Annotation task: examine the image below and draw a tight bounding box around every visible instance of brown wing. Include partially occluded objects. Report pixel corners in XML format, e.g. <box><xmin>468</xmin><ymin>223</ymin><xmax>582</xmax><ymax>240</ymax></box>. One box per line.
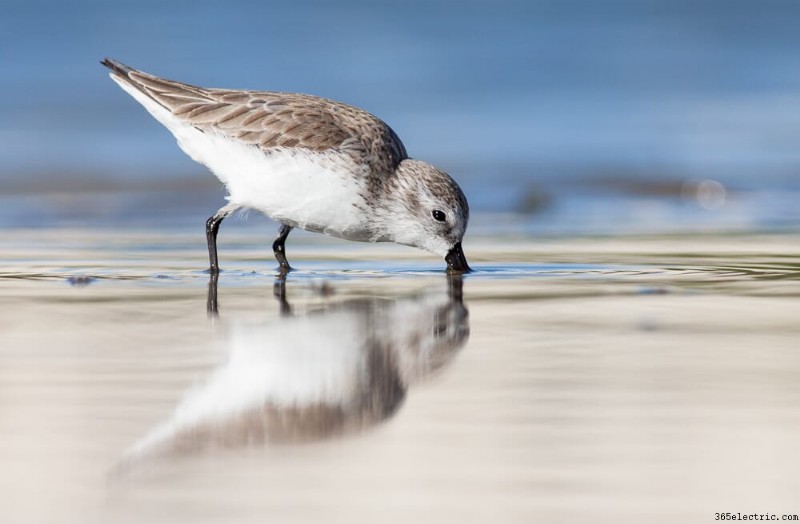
<box><xmin>102</xmin><ymin>58</ymin><xmax>407</xmax><ymax>174</ymax></box>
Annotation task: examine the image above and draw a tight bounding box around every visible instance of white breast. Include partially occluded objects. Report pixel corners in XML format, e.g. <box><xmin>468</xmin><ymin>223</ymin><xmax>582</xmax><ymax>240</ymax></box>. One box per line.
<box><xmin>112</xmin><ymin>75</ymin><xmax>374</xmax><ymax>241</ymax></box>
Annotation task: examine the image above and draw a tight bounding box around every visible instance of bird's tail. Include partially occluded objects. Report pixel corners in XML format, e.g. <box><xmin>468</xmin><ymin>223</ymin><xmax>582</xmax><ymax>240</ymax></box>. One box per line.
<box><xmin>100</xmin><ymin>57</ymin><xmax>136</xmax><ymax>78</ymax></box>
<box><xmin>100</xmin><ymin>57</ymin><xmax>161</xmax><ymax>105</ymax></box>
<box><xmin>100</xmin><ymin>57</ymin><xmax>213</xmax><ymax>115</ymax></box>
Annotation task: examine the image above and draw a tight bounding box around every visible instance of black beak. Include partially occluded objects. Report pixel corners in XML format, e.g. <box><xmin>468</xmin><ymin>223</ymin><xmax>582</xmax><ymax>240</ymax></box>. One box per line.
<box><xmin>445</xmin><ymin>242</ymin><xmax>471</xmax><ymax>273</ymax></box>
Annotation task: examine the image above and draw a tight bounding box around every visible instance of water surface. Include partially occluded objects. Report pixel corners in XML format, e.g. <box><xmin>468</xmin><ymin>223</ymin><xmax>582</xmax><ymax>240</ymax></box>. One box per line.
<box><xmin>2</xmin><ymin>228</ymin><xmax>799</xmax><ymax>522</ymax></box>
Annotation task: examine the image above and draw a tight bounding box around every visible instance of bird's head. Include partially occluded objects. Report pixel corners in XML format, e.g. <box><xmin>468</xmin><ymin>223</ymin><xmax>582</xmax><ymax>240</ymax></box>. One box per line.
<box><xmin>380</xmin><ymin>159</ymin><xmax>471</xmax><ymax>272</ymax></box>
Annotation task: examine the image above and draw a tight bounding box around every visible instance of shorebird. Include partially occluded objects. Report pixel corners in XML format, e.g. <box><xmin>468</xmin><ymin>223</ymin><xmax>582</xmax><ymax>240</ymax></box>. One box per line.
<box><xmin>101</xmin><ymin>58</ymin><xmax>471</xmax><ymax>273</ymax></box>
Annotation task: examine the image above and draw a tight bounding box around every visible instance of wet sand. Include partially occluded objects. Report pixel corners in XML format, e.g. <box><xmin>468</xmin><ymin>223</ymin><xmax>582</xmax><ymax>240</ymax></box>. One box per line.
<box><xmin>1</xmin><ymin>228</ymin><xmax>800</xmax><ymax>523</ymax></box>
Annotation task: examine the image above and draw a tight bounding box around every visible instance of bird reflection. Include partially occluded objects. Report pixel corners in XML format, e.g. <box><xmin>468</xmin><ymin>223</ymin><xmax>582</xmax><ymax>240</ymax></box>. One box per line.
<box><xmin>119</xmin><ymin>274</ymin><xmax>469</xmax><ymax>466</ymax></box>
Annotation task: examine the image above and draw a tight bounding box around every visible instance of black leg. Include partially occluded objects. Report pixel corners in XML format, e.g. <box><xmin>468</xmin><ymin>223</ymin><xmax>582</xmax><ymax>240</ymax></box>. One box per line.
<box><xmin>206</xmin><ymin>214</ymin><xmax>225</xmax><ymax>274</ymax></box>
<box><xmin>205</xmin><ymin>204</ymin><xmax>237</xmax><ymax>274</ymax></box>
<box><xmin>272</xmin><ymin>224</ymin><xmax>293</xmax><ymax>273</ymax></box>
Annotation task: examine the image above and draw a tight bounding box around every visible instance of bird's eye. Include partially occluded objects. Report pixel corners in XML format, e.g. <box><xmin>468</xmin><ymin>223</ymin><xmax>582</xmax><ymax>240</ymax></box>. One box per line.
<box><xmin>432</xmin><ymin>210</ymin><xmax>446</xmax><ymax>222</ymax></box>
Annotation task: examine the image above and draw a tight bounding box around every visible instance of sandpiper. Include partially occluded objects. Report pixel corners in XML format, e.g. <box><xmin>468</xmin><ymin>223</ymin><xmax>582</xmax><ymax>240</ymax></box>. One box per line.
<box><xmin>101</xmin><ymin>58</ymin><xmax>471</xmax><ymax>273</ymax></box>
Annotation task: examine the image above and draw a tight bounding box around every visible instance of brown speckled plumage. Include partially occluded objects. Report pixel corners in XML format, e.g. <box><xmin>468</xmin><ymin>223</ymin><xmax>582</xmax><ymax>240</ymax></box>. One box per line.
<box><xmin>102</xmin><ymin>58</ymin><xmax>407</xmax><ymax>177</ymax></box>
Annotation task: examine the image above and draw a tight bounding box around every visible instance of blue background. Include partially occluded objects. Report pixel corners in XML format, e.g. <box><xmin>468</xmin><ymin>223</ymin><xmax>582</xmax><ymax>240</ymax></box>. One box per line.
<box><xmin>3</xmin><ymin>0</ymin><xmax>800</xmax><ymax>229</ymax></box>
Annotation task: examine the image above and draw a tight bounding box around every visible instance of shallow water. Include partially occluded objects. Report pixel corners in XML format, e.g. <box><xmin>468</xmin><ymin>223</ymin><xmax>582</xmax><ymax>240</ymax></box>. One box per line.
<box><xmin>2</xmin><ymin>227</ymin><xmax>800</xmax><ymax>523</ymax></box>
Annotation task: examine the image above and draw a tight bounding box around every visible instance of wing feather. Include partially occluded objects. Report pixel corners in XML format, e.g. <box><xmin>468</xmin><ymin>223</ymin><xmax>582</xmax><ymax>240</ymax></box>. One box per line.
<box><xmin>103</xmin><ymin>59</ymin><xmax>408</xmax><ymax>174</ymax></box>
